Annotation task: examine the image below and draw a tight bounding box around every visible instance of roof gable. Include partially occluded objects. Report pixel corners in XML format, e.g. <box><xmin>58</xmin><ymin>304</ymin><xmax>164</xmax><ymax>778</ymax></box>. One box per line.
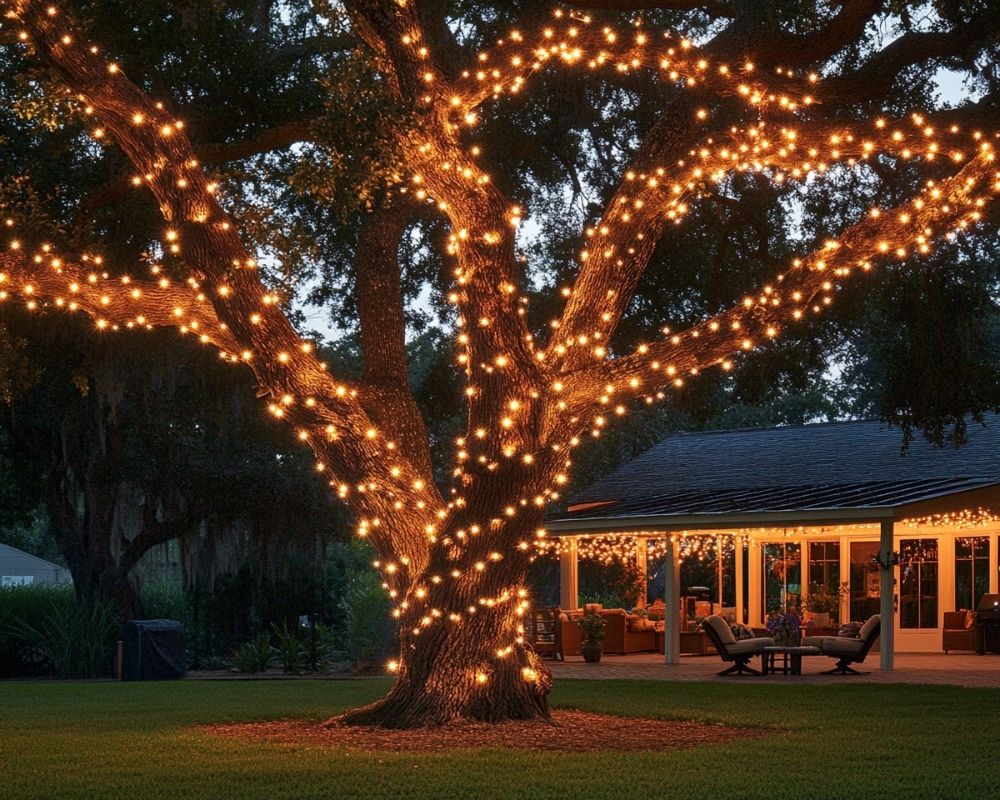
<box><xmin>0</xmin><ymin>543</ymin><xmax>66</xmax><ymax>573</ymax></box>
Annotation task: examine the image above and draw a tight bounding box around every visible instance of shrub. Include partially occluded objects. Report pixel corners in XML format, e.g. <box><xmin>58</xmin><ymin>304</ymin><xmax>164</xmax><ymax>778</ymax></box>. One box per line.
<box><xmin>339</xmin><ymin>571</ymin><xmax>395</xmax><ymax>668</ymax></box>
<box><xmin>0</xmin><ymin>585</ymin><xmax>77</xmax><ymax>677</ymax></box>
<box><xmin>232</xmin><ymin>632</ymin><xmax>272</xmax><ymax>673</ymax></box>
<box><xmin>270</xmin><ymin>620</ymin><xmax>305</xmax><ymax>674</ymax></box>
<box><xmin>6</xmin><ymin>595</ymin><xmax>119</xmax><ymax>679</ymax></box>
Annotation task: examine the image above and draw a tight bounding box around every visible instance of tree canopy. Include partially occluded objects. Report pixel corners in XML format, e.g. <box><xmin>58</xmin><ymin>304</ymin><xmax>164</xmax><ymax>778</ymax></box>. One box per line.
<box><xmin>1</xmin><ymin>0</ymin><xmax>1000</xmax><ymax>726</ymax></box>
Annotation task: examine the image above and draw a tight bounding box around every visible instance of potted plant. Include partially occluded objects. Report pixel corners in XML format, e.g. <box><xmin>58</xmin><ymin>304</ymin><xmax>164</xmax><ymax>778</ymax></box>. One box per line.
<box><xmin>766</xmin><ymin>609</ymin><xmax>803</xmax><ymax>646</ymax></box>
<box><xmin>805</xmin><ymin>582</ymin><xmax>848</xmax><ymax>627</ymax></box>
<box><xmin>575</xmin><ymin>611</ymin><xmax>607</xmax><ymax>663</ymax></box>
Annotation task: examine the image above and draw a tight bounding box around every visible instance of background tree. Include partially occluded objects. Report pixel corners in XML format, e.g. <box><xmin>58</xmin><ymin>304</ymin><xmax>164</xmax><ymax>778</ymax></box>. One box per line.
<box><xmin>1</xmin><ymin>0</ymin><xmax>999</xmax><ymax>728</ymax></box>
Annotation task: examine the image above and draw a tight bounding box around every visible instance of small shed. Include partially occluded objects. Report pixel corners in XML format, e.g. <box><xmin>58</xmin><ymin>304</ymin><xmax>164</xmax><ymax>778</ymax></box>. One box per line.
<box><xmin>0</xmin><ymin>543</ymin><xmax>71</xmax><ymax>587</ymax></box>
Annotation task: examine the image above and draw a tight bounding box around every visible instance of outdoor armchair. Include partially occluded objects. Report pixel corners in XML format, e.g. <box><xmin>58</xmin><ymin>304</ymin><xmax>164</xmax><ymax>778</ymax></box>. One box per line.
<box><xmin>702</xmin><ymin>615</ymin><xmax>775</xmax><ymax>676</ymax></box>
<box><xmin>818</xmin><ymin>614</ymin><xmax>881</xmax><ymax>675</ymax></box>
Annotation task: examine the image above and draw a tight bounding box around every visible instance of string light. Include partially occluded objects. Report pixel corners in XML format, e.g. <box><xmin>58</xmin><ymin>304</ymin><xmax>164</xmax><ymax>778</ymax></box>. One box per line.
<box><xmin>3</xmin><ymin>1</ymin><xmax>999</xmax><ymax>699</ymax></box>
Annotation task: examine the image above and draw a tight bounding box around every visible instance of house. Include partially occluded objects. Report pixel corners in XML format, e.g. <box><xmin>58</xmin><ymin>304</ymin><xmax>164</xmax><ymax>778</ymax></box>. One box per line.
<box><xmin>0</xmin><ymin>543</ymin><xmax>71</xmax><ymax>587</ymax></box>
<box><xmin>547</xmin><ymin>416</ymin><xmax>1000</xmax><ymax>669</ymax></box>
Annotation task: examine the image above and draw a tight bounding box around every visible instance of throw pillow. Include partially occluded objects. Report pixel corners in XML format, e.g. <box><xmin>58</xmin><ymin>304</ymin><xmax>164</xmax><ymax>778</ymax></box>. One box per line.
<box><xmin>729</xmin><ymin>622</ymin><xmax>755</xmax><ymax>640</ymax></box>
<box><xmin>965</xmin><ymin>611</ymin><xmax>977</xmax><ymax>630</ymax></box>
<box><xmin>626</xmin><ymin>614</ymin><xmax>643</xmax><ymax>632</ymax></box>
<box><xmin>837</xmin><ymin>621</ymin><xmax>862</xmax><ymax>638</ymax></box>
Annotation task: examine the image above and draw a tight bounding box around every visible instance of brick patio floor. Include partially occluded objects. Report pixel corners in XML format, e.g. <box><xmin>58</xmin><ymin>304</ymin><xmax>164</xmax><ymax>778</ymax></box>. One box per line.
<box><xmin>550</xmin><ymin>652</ymin><xmax>1000</xmax><ymax>687</ymax></box>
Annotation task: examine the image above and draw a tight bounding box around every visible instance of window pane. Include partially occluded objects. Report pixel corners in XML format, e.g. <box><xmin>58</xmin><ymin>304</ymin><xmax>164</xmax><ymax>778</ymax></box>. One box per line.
<box><xmin>955</xmin><ymin>537</ymin><xmax>990</xmax><ymax>610</ymax></box>
<box><xmin>807</xmin><ymin>540</ymin><xmax>842</xmax><ymax>623</ymax></box>
<box><xmin>900</xmin><ymin>538</ymin><xmax>938</xmax><ymax>629</ymax></box>
<box><xmin>762</xmin><ymin>542</ymin><xmax>801</xmax><ymax>622</ymax></box>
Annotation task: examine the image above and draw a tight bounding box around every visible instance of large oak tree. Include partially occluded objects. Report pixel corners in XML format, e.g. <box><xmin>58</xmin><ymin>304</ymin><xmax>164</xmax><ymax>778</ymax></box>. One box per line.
<box><xmin>1</xmin><ymin>0</ymin><xmax>1000</xmax><ymax>727</ymax></box>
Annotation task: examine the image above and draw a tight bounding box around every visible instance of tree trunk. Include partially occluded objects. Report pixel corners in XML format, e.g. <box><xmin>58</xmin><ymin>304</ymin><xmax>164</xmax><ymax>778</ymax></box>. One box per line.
<box><xmin>336</xmin><ymin>599</ymin><xmax>552</xmax><ymax>728</ymax></box>
<box><xmin>334</xmin><ymin>510</ymin><xmax>553</xmax><ymax>728</ymax></box>
<box><xmin>47</xmin><ymin>470</ymin><xmax>144</xmax><ymax>621</ymax></box>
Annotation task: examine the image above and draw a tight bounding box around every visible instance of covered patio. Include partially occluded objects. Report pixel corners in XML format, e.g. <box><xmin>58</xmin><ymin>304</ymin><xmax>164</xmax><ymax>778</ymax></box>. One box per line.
<box><xmin>551</xmin><ymin>651</ymin><xmax>1000</xmax><ymax>687</ymax></box>
<box><xmin>546</xmin><ymin>418</ymin><xmax>1000</xmax><ymax>672</ymax></box>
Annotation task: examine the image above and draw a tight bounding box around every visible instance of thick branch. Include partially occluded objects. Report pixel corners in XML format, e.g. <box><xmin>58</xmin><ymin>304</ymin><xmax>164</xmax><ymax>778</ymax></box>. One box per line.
<box><xmin>119</xmin><ymin>503</ymin><xmax>204</xmax><ymax>575</ymax></box>
<box><xmin>0</xmin><ymin>248</ymin><xmax>238</xmax><ymax>351</ymax></box>
<box><xmin>764</xmin><ymin>0</ymin><xmax>883</xmax><ymax>66</ymax></box>
<box><xmin>556</xmin><ymin>149</ymin><xmax>999</xmax><ymax>429</ymax></box>
<box><xmin>820</xmin><ymin>11</ymin><xmax>1000</xmax><ymax>108</ymax></box>
<box><xmin>355</xmin><ymin>202</ymin><xmax>435</xmax><ymax>475</ymax></box>
<box><xmin>74</xmin><ymin>119</ymin><xmax>318</xmax><ymax>236</ymax></box>
<box><xmin>345</xmin><ymin>0</ymin><xmax>544</xmax><ymax>437</ymax></box>
<box><xmin>196</xmin><ymin>119</ymin><xmax>317</xmax><ymax>164</ymax></box>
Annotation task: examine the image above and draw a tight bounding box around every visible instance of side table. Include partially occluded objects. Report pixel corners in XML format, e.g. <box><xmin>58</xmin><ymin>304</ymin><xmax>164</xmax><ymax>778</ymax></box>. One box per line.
<box><xmin>760</xmin><ymin>645</ymin><xmax>822</xmax><ymax>675</ymax></box>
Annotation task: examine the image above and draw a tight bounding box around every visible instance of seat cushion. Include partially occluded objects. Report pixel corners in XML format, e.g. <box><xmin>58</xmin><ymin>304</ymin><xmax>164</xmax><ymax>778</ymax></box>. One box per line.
<box><xmin>859</xmin><ymin>615</ymin><xmax>881</xmax><ymax>643</ymax></box>
<box><xmin>821</xmin><ymin>636</ymin><xmax>865</xmax><ymax>656</ymax></box>
<box><xmin>801</xmin><ymin>635</ymin><xmax>825</xmax><ymax>648</ymax></box>
<box><xmin>704</xmin><ymin>615</ymin><xmax>736</xmax><ymax>645</ymax></box>
<box><xmin>726</xmin><ymin>637</ymin><xmax>774</xmax><ymax>655</ymax></box>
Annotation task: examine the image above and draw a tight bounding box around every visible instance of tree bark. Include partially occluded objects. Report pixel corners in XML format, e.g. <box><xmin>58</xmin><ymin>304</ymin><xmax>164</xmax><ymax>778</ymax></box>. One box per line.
<box><xmin>337</xmin><ymin>511</ymin><xmax>553</xmax><ymax>727</ymax></box>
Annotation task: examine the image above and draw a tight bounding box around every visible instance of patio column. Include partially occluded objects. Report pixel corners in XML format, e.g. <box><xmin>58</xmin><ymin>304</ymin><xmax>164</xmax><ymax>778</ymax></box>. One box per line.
<box><xmin>735</xmin><ymin>535</ymin><xmax>745</xmax><ymax>624</ymax></box>
<box><xmin>664</xmin><ymin>537</ymin><xmax>681</xmax><ymax>665</ymax></box>
<box><xmin>748</xmin><ymin>537</ymin><xmax>762</xmax><ymax>625</ymax></box>
<box><xmin>559</xmin><ymin>536</ymin><xmax>579</xmax><ymax>611</ymax></box>
<box><xmin>635</xmin><ymin>536</ymin><xmax>648</xmax><ymax>609</ymax></box>
<box><xmin>879</xmin><ymin>519</ymin><xmax>895</xmax><ymax>671</ymax></box>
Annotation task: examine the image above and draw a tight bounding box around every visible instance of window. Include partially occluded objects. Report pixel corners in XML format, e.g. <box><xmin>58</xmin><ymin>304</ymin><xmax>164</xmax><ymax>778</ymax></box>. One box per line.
<box><xmin>849</xmin><ymin>542</ymin><xmax>880</xmax><ymax>622</ymax></box>
<box><xmin>808</xmin><ymin>541</ymin><xmax>842</xmax><ymax>623</ymax></box>
<box><xmin>762</xmin><ymin>541</ymin><xmax>801</xmax><ymax>621</ymax></box>
<box><xmin>1</xmin><ymin>576</ymin><xmax>34</xmax><ymax>587</ymax></box>
<box><xmin>955</xmin><ymin>537</ymin><xmax>990</xmax><ymax>611</ymax></box>
<box><xmin>900</xmin><ymin>538</ymin><xmax>938</xmax><ymax>629</ymax></box>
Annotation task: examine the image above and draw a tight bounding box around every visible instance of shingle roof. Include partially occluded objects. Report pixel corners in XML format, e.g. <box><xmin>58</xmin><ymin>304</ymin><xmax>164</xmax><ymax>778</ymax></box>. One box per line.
<box><xmin>549</xmin><ymin>415</ymin><xmax>1000</xmax><ymax>526</ymax></box>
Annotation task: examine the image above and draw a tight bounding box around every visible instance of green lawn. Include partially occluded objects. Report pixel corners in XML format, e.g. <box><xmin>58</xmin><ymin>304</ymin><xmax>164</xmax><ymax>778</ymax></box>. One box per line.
<box><xmin>2</xmin><ymin>678</ymin><xmax>998</xmax><ymax>799</ymax></box>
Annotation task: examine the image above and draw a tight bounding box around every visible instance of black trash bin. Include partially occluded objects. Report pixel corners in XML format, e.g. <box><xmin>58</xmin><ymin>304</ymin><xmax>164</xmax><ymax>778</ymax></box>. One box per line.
<box><xmin>122</xmin><ymin>619</ymin><xmax>186</xmax><ymax>681</ymax></box>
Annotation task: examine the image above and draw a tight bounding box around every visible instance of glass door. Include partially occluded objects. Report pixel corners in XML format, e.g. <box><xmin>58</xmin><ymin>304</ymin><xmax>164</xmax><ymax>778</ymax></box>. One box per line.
<box><xmin>849</xmin><ymin>541</ymin><xmax>880</xmax><ymax>622</ymax></box>
<box><xmin>899</xmin><ymin>539</ymin><xmax>938</xmax><ymax>629</ymax></box>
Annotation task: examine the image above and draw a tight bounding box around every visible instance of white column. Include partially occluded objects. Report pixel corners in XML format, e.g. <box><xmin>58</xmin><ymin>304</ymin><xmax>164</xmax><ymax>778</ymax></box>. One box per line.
<box><xmin>939</xmin><ymin>535</ymin><xmax>956</xmax><ymax>621</ymax></box>
<box><xmin>636</xmin><ymin>536</ymin><xmax>648</xmax><ymax>609</ymax></box>
<box><xmin>559</xmin><ymin>536</ymin><xmax>579</xmax><ymax>611</ymax></box>
<box><xmin>716</xmin><ymin>535</ymin><xmax>724</xmax><ymax>613</ymax></box>
<box><xmin>879</xmin><ymin>519</ymin><xmax>895</xmax><ymax>671</ymax></box>
<box><xmin>735</xmin><ymin>535</ymin><xmax>746</xmax><ymax>624</ymax></box>
<box><xmin>749</xmin><ymin>538</ymin><xmax>762</xmax><ymax>625</ymax></box>
<box><xmin>664</xmin><ymin>537</ymin><xmax>681</xmax><ymax>664</ymax></box>
<box><xmin>990</xmin><ymin>528</ymin><xmax>999</xmax><ymax>595</ymax></box>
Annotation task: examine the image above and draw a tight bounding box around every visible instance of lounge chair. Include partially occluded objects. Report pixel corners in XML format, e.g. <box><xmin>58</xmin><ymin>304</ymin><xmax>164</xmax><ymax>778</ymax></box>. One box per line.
<box><xmin>702</xmin><ymin>615</ymin><xmax>775</xmax><ymax>676</ymax></box>
<box><xmin>817</xmin><ymin>614</ymin><xmax>881</xmax><ymax>675</ymax></box>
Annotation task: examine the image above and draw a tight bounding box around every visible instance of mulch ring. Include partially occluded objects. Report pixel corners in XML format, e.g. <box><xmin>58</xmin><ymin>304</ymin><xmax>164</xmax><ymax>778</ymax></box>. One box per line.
<box><xmin>203</xmin><ymin>710</ymin><xmax>766</xmax><ymax>753</ymax></box>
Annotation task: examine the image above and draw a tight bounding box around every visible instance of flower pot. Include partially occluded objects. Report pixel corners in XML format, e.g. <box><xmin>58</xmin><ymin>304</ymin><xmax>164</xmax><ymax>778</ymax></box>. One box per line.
<box><xmin>810</xmin><ymin>612</ymin><xmax>831</xmax><ymax>628</ymax></box>
<box><xmin>581</xmin><ymin>644</ymin><xmax>603</xmax><ymax>663</ymax></box>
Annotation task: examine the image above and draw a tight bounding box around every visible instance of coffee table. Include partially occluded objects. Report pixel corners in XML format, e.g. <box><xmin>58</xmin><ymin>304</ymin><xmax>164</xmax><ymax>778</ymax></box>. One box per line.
<box><xmin>760</xmin><ymin>645</ymin><xmax>822</xmax><ymax>675</ymax></box>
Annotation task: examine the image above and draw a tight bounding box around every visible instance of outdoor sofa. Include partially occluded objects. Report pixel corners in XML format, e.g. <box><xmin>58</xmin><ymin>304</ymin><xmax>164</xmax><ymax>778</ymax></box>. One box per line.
<box><xmin>558</xmin><ymin>606</ymin><xmax>658</xmax><ymax>656</ymax></box>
